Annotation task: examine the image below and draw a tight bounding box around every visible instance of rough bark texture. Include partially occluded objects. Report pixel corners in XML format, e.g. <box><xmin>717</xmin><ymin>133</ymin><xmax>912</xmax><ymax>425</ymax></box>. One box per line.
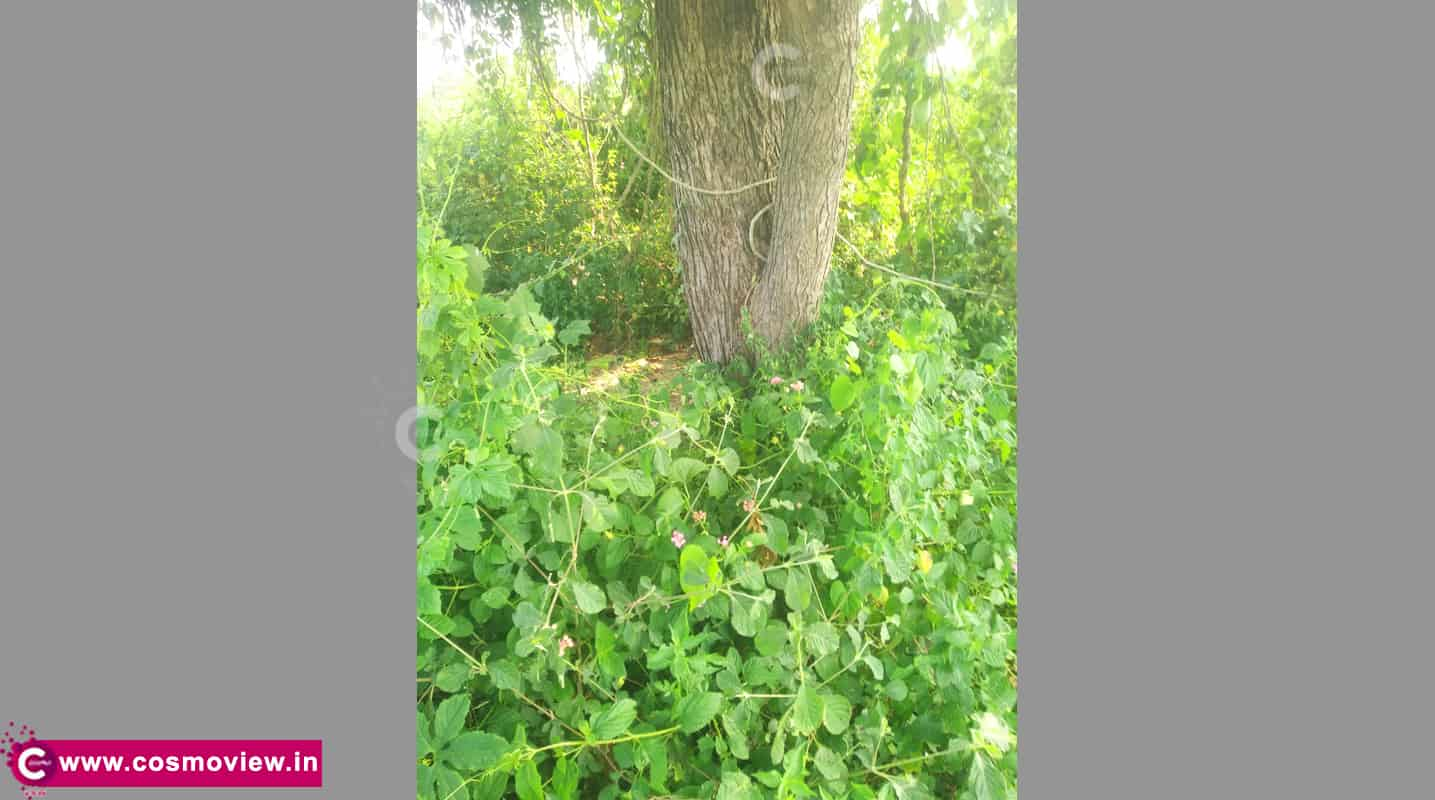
<box><xmin>655</xmin><ymin>0</ymin><xmax>860</xmax><ymax>363</ymax></box>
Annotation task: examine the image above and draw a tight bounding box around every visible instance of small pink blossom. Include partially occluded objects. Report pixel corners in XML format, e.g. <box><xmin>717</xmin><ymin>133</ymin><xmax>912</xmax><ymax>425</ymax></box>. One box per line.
<box><xmin>558</xmin><ymin>634</ymin><xmax>575</xmax><ymax>654</ymax></box>
<box><xmin>718</xmin><ymin>535</ymin><xmax>730</xmax><ymax>548</ymax></box>
<box><xmin>741</xmin><ymin>498</ymin><xmax>757</xmax><ymax>513</ymax></box>
<box><xmin>769</xmin><ymin>376</ymin><xmax>784</xmax><ymax>386</ymax></box>
<box><xmin>691</xmin><ymin>510</ymin><xmax>707</xmax><ymax>524</ymax></box>
<box><xmin>671</xmin><ymin>529</ymin><xmax>686</xmax><ymax>549</ymax></box>
<box><xmin>789</xmin><ymin>381</ymin><xmax>805</xmax><ymax>392</ymax></box>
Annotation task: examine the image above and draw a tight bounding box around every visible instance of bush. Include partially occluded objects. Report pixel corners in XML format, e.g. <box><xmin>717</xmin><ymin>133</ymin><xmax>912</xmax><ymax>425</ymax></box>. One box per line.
<box><xmin>417</xmin><ymin>217</ymin><xmax>1017</xmax><ymax>800</ymax></box>
<box><xmin>419</xmin><ymin>77</ymin><xmax>687</xmax><ymax>349</ymax></box>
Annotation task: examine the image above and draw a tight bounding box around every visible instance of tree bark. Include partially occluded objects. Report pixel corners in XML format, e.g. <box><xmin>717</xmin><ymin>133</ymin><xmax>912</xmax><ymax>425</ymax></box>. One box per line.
<box><xmin>655</xmin><ymin>0</ymin><xmax>860</xmax><ymax>363</ymax></box>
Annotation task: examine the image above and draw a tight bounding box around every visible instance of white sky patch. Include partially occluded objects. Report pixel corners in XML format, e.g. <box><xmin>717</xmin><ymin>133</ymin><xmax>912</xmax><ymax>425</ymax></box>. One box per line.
<box><xmin>419</xmin><ymin>2</ymin><xmax>971</xmax><ymax>100</ymax></box>
<box><xmin>418</xmin><ymin>6</ymin><xmax>602</xmax><ymax>99</ymax></box>
<box><xmin>417</xmin><ymin>9</ymin><xmax>471</xmax><ymax>97</ymax></box>
<box><xmin>929</xmin><ymin>31</ymin><xmax>974</xmax><ymax>74</ymax></box>
<box><xmin>552</xmin><ymin>18</ymin><xmax>603</xmax><ymax>86</ymax></box>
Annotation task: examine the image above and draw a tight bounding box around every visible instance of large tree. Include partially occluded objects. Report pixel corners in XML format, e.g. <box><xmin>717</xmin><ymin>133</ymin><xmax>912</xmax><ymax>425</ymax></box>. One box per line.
<box><xmin>653</xmin><ymin>0</ymin><xmax>860</xmax><ymax>362</ymax></box>
<box><xmin>437</xmin><ymin>0</ymin><xmax>861</xmax><ymax>363</ymax></box>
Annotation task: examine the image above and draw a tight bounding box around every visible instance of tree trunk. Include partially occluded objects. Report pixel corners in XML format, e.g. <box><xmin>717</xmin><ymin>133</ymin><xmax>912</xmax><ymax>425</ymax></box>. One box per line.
<box><xmin>655</xmin><ymin>0</ymin><xmax>860</xmax><ymax>363</ymax></box>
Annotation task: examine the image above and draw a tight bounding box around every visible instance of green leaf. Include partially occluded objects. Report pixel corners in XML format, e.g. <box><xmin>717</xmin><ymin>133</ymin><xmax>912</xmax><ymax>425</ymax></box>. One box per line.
<box><xmin>755</xmin><ymin>622</ymin><xmax>788</xmax><ymax>656</ymax></box>
<box><xmin>656</xmin><ymin>486</ymin><xmax>684</xmax><ymax>517</ymax></box>
<box><xmin>668</xmin><ymin>456</ymin><xmax>707</xmax><ymax>482</ymax></box>
<box><xmin>442</xmin><ymin>731</ymin><xmax>509</xmax><ymax>771</ymax></box>
<box><xmin>974</xmin><ymin>711</ymin><xmax>1014</xmax><ymax>754</ymax></box>
<box><xmin>557</xmin><ymin>319</ymin><xmax>591</xmax><ymax>346</ymax></box>
<box><xmin>488</xmin><ymin>660</ymin><xmax>521</xmax><ymax>692</ymax></box>
<box><xmin>515</xmin><ymin>760</ymin><xmax>542</xmax><ymax>800</ymax></box>
<box><xmin>594</xmin><ymin>622</ymin><xmax>624</xmax><ymax>680</ymax></box>
<box><xmin>572</xmin><ymin>580</ymin><xmax>607</xmax><ymax>614</ymax></box>
<box><xmin>793</xmin><ymin>437</ymin><xmax>819</xmax><ymax>464</ymax></box>
<box><xmin>717</xmin><ymin>771</ymin><xmax>760</xmax><ymax>800</ymax></box>
<box><xmin>433</xmin><ymin>694</ymin><xmax>470</xmax><ymax>744</ymax></box>
<box><xmin>581</xmin><ymin>492</ymin><xmax>616</xmax><ymax>533</ymax></box>
<box><xmin>512</xmin><ymin>601</ymin><xmax>542</xmax><ymax>633</ymax></box>
<box><xmin>784</xmin><ymin>569</ymin><xmax>811</xmax><ymax>612</ymax></box>
<box><xmin>589</xmin><ymin>698</ymin><xmax>638</xmax><ymax>740</ymax></box>
<box><xmin>971</xmin><ymin>752</ymin><xmax>1010</xmax><ymax>800</ymax></box>
<box><xmin>706</xmin><ymin>466</ymin><xmax>730</xmax><ymax>499</ymax></box>
<box><xmin>511</xmin><ymin>419</ymin><xmax>546</xmax><ymax>454</ymax></box>
<box><xmin>863</xmin><ymin>653</ymin><xmax>885</xmax><ymax>680</ymax></box>
<box><xmin>435</xmin><ymin>663</ymin><xmax>469</xmax><ymax>693</ymax></box>
<box><xmin>734</xmin><ymin>561</ymin><xmax>764</xmax><ymax>592</ymax></box>
<box><xmin>730</xmin><ymin>594</ymin><xmax>764</xmax><ymax>638</ymax></box>
<box><xmin>480</xmin><ymin>585</ymin><xmax>509</xmax><ymax>608</ymax></box>
<box><xmin>417</xmin><ymin>762</ymin><xmax>434</xmax><ymax>800</ymax></box>
<box><xmin>888</xmin><ymin>775</ymin><xmax>936</xmax><ymax>800</ymax></box>
<box><xmin>722</xmin><ymin>710</ymin><xmax>751</xmax><ymax>760</ymax></box>
<box><xmin>417</xmin><ymin>711</ymin><xmax>434</xmax><ymax>758</ymax></box>
<box><xmin>627</xmin><ymin>471</ymin><xmax>656</xmax><ymax>497</ymax></box>
<box><xmin>451</xmin><ymin>510</ymin><xmax>484</xmax><ymax>550</ymax></box>
<box><xmin>679</xmin><ymin>543</ymin><xmax>722</xmax><ymax>609</ymax></box>
<box><xmin>821</xmin><ymin>693</ymin><xmax>852</xmax><ymax>734</ymax></box>
<box><xmin>792</xmin><ymin>684</ymin><xmax>822</xmax><ymax>735</ymax></box>
<box><xmin>552</xmin><ymin>757</ymin><xmax>579</xmax><ymax>800</ymax></box>
<box><xmin>679</xmin><ymin>544</ymin><xmax>710</xmax><ymax>588</ymax></box>
<box><xmin>814</xmin><ymin>745</ymin><xmax>845</xmax><ymax>780</ymax></box>
<box><xmin>830</xmin><ymin>374</ymin><xmax>860</xmax><ymax>411</ymax></box>
<box><xmin>418</xmin><ymin>577</ymin><xmax>442</xmax><ymax>616</ymax></box>
<box><xmin>434</xmin><ymin>766</ymin><xmax>465</xmax><ymax>800</ymax></box>
<box><xmin>804</xmin><ymin>621</ymin><xmax>839</xmax><ymax>657</ymax></box>
<box><xmin>470</xmin><ymin>771</ymin><xmax>508</xmax><ymax>800</ymax></box>
<box><xmin>676</xmin><ymin>691</ymin><xmax>723</xmax><ymax>733</ymax></box>
<box><xmin>717</xmin><ymin>448</ymin><xmax>741</xmax><ymax>475</ymax></box>
<box><xmin>642</xmin><ymin>737</ymin><xmax>668</xmax><ymax>789</ymax></box>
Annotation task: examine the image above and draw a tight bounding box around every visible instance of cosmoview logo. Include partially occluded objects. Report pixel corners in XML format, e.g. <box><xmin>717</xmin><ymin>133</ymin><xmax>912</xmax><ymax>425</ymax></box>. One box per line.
<box><xmin>4</xmin><ymin>722</ymin><xmax>322</xmax><ymax>794</ymax></box>
<box><xmin>16</xmin><ymin>745</ymin><xmax>53</xmax><ymax>781</ymax></box>
<box><xmin>14</xmin><ymin>744</ymin><xmax>54</xmax><ymax>784</ymax></box>
<box><xmin>4</xmin><ymin>724</ymin><xmax>52</xmax><ymax>798</ymax></box>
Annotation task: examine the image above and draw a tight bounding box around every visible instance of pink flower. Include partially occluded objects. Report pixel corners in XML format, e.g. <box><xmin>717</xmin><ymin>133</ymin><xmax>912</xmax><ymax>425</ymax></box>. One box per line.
<box><xmin>769</xmin><ymin>376</ymin><xmax>784</xmax><ymax>386</ymax></box>
<box><xmin>692</xmin><ymin>510</ymin><xmax>707</xmax><ymax>524</ymax></box>
<box><xmin>671</xmin><ymin>530</ymin><xmax>686</xmax><ymax>549</ymax></box>
<box><xmin>718</xmin><ymin>535</ymin><xmax>730</xmax><ymax>548</ymax></box>
<box><xmin>789</xmin><ymin>381</ymin><xmax>805</xmax><ymax>392</ymax></box>
<box><xmin>558</xmin><ymin>634</ymin><xmax>575</xmax><ymax>654</ymax></box>
<box><xmin>741</xmin><ymin>498</ymin><xmax>757</xmax><ymax>513</ymax></box>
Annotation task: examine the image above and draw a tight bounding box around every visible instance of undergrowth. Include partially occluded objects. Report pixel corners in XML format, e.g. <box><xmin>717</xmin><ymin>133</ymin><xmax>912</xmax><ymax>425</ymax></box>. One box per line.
<box><xmin>417</xmin><ymin>217</ymin><xmax>1017</xmax><ymax>800</ymax></box>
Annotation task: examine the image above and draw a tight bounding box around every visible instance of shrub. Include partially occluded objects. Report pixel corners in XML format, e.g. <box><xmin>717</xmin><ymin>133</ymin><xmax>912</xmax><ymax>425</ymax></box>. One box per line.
<box><xmin>417</xmin><ymin>217</ymin><xmax>1017</xmax><ymax>800</ymax></box>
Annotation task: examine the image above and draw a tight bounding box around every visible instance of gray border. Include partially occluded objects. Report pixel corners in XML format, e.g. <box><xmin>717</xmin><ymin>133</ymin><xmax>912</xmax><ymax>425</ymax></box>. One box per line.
<box><xmin>0</xmin><ymin>2</ymin><xmax>414</xmax><ymax>798</ymax></box>
<box><xmin>1022</xmin><ymin>1</ymin><xmax>1434</xmax><ymax>796</ymax></box>
<box><xmin>4</xmin><ymin>1</ymin><xmax>1434</xmax><ymax>798</ymax></box>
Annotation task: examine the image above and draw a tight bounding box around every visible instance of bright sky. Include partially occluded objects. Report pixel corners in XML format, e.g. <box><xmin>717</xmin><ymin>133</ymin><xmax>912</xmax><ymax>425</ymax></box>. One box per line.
<box><xmin>418</xmin><ymin>3</ymin><xmax>972</xmax><ymax>99</ymax></box>
<box><xmin>417</xmin><ymin>7</ymin><xmax>599</xmax><ymax>98</ymax></box>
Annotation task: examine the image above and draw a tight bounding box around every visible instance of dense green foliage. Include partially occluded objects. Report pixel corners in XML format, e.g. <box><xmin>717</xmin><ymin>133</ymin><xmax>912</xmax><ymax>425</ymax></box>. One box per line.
<box><xmin>417</xmin><ymin>2</ymin><xmax>1017</xmax><ymax>798</ymax></box>
<box><xmin>418</xmin><ymin>61</ymin><xmax>682</xmax><ymax>345</ymax></box>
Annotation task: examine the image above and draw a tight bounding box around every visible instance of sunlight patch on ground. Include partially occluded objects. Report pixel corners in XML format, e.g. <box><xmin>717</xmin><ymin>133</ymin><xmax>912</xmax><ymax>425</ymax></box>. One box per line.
<box><xmin>579</xmin><ymin>345</ymin><xmax>695</xmax><ymax>399</ymax></box>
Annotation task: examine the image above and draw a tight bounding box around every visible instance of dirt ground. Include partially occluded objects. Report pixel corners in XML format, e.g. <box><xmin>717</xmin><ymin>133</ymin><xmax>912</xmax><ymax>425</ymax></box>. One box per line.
<box><xmin>579</xmin><ymin>337</ymin><xmax>697</xmax><ymax>398</ymax></box>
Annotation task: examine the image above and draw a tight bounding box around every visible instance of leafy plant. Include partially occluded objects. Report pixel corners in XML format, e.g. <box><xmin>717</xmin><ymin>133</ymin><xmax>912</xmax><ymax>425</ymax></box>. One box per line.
<box><xmin>416</xmin><ymin>2</ymin><xmax>1018</xmax><ymax>797</ymax></box>
<box><xmin>417</xmin><ymin>216</ymin><xmax>1016</xmax><ymax>797</ymax></box>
